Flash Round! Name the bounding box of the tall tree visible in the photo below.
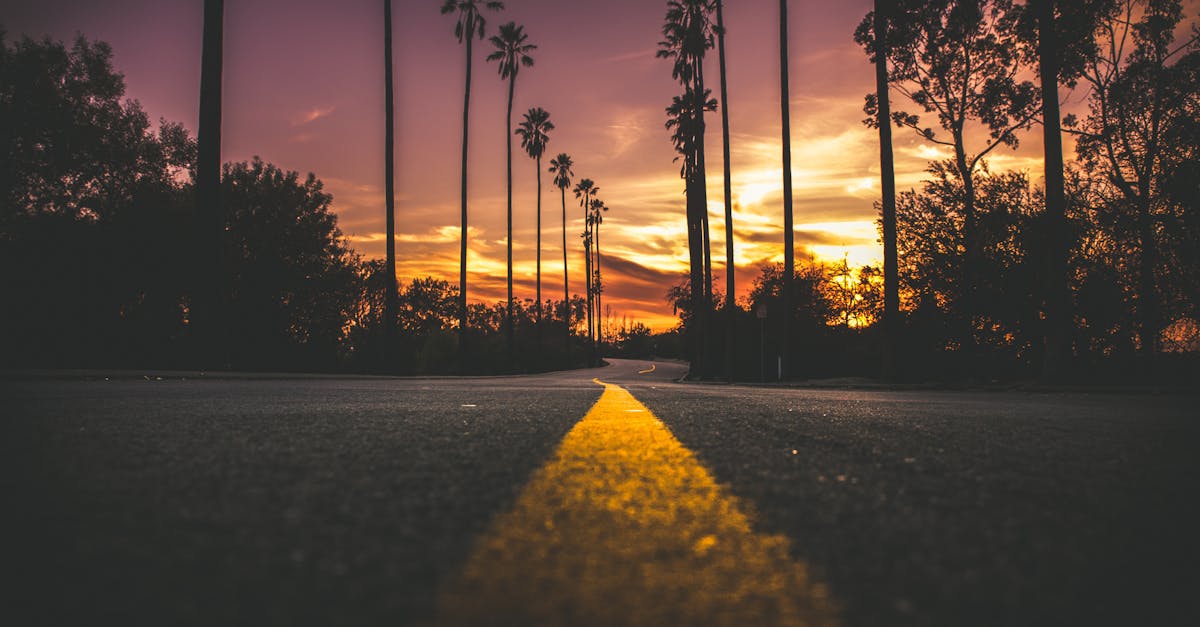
[779,0,794,380]
[862,0,1041,365]
[573,178,597,363]
[1068,0,1199,369]
[860,0,901,380]
[665,90,716,375]
[549,152,575,363]
[590,198,609,347]
[487,21,536,365]
[515,107,554,330]
[659,0,716,376]
[1034,0,1071,382]
[1011,0,1115,381]
[383,0,399,359]
[197,0,225,368]
[714,0,736,381]
[441,0,504,349]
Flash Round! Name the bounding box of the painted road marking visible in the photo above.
[433,379,839,626]
[638,363,657,374]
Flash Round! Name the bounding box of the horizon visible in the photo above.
[3,0,1110,331]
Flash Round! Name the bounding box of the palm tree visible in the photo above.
[487,21,536,364]
[871,0,899,381]
[515,107,554,330]
[714,0,735,381]
[779,0,794,380]
[573,178,597,363]
[197,0,224,368]
[383,0,399,359]
[659,0,716,376]
[440,0,504,347]
[590,198,609,349]
[548,152,574,363]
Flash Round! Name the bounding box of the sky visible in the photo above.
[4,0,1066,330]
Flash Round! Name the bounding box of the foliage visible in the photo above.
[1066,0,1200,351]
[515,107,553,161]
[440,0,505,43]
[219,158,362,370]
[0,33,193,223]
[486,22,535,79]
[0,33,193,367]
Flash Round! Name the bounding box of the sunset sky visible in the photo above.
[5,0,1065,330]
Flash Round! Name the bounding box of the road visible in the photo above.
[4,359,1197,626]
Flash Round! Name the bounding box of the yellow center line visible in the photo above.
[432,379,839,627]
[637,363,657,374]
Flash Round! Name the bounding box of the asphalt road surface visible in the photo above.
[4,359,1197,626]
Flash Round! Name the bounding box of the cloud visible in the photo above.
[602,254,682,288]
[290,105,336,127]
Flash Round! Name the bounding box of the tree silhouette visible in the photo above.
[1067,0,1199,370]
[197,0,225,368]
[590,197,609,347]
[487,21,536,365]
[714,0,736,381]
[779,0,795,379]
[548,152,575,364]
[859,0,901,380]
[1029,0,1070,380]
[219,159,363,370]
[515,107,554,330]
[893,162,1050,369]
[441,0,504,354]
[383,0,399,361]
[659,0,716,376]
[573,178,597,363]
[1,33,195,368]
[1007,0,1116,381]
[863,0,1041,363]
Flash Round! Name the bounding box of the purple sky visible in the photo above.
[5,0,1083,328]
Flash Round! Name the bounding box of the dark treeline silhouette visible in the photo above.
[0,32,608,374]
[664,0,1197,383]
[351,265,600,374]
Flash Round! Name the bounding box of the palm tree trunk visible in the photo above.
[694,55,713,378]
[583,197,593,365]
[458,16,474,352]
[779,0,794,380]
[595,221,602,351]
[505,75,515,366]
[1037,0,1072,382]
[383,0,398,365]
[535,155,543,335]
[695,63,713,307]
[716,0,735,382]
[686,175,705,374]
[197,0,224,369]
[874,0,899,381]
[562,186,570,366]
